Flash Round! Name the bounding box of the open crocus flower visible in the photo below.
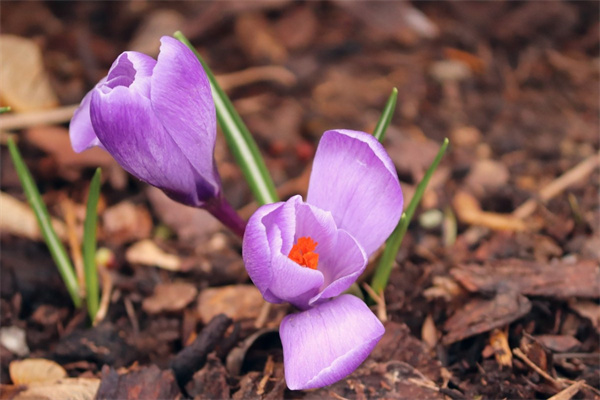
[69,36,244,236]
[243,129,403,389]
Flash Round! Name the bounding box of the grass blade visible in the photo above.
[373,88,398,142]
[371,138,450,295]
[83,168,102,320]
[7,138,81,307]
[174,31,279,206]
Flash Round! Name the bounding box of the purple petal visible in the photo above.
[307,129,403,256]
[150,37,219,194]
[69,88,103,153]
[310,229,367,305]
[70,51,154,154]
[90,85,204,206]
[243,196,324,308]
[280,294,385,390]
[103,51,155,98]
[243,201,286,302]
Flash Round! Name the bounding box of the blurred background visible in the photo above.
[0,1,598,399]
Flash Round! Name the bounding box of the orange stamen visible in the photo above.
[288,236,319,270]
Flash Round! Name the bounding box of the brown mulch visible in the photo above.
[1,2,599,399]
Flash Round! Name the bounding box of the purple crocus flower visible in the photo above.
[243,129,403,389]
[69,36,244,236]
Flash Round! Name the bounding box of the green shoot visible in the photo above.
[373,88,398,142]
[83,168,102,320]
[7,138,81,307]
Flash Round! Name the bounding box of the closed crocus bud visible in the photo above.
[70,36,245,236]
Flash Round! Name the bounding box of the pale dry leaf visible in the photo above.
[9,358,67,385]
[125,239,182,271]
[12,378,100,400]
[0,326,29,357]
[102,201,152,244]
[142,282,197,314]
[421,314,439,349]
[197,285,265,324]
[0,192,66,241]
[0,35,58,112]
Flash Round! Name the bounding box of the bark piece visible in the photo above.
[171,314,232,389]
[185,353,230,400]
[96,365,180,400]
[443,290,532,345]
[451,259,600,299]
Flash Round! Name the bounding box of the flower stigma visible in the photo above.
[288,236,319,270]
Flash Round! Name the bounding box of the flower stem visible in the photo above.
[206,197,247,239]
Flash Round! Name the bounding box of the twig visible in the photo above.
[60,196,85,298]
[362,283,387,322]
[217,66,296,91]
[123,295,139,336]
[513,348,562,389]
[93,264,113,327]
[547,381,584,400]
[254,301,272,329]
[0,105,78,131]
[513,154,600,219]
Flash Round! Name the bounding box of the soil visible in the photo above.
[0,2,598,399]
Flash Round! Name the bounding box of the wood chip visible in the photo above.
[9,358,67,385]
[443,291,531,345]
[125,240,182,271]
[451,259,600,299]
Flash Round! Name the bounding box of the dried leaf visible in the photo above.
[102,201,152,244]
[126,240,182,271]
[0,35,58,112]
[489,328,512,367]
[9,358,67,385]
[12,378,100,400]
[197,285,266,324]
[0,326,29,357]
[421,314,439,349]
[0,191,66,241]
[142,282,197,314]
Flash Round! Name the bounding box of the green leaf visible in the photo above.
[0,106,11,114]
[370,138,450,295]
[83,168,101,320]
[7,138,81,307]
[373,88,398,143]
[174,31,278,206]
